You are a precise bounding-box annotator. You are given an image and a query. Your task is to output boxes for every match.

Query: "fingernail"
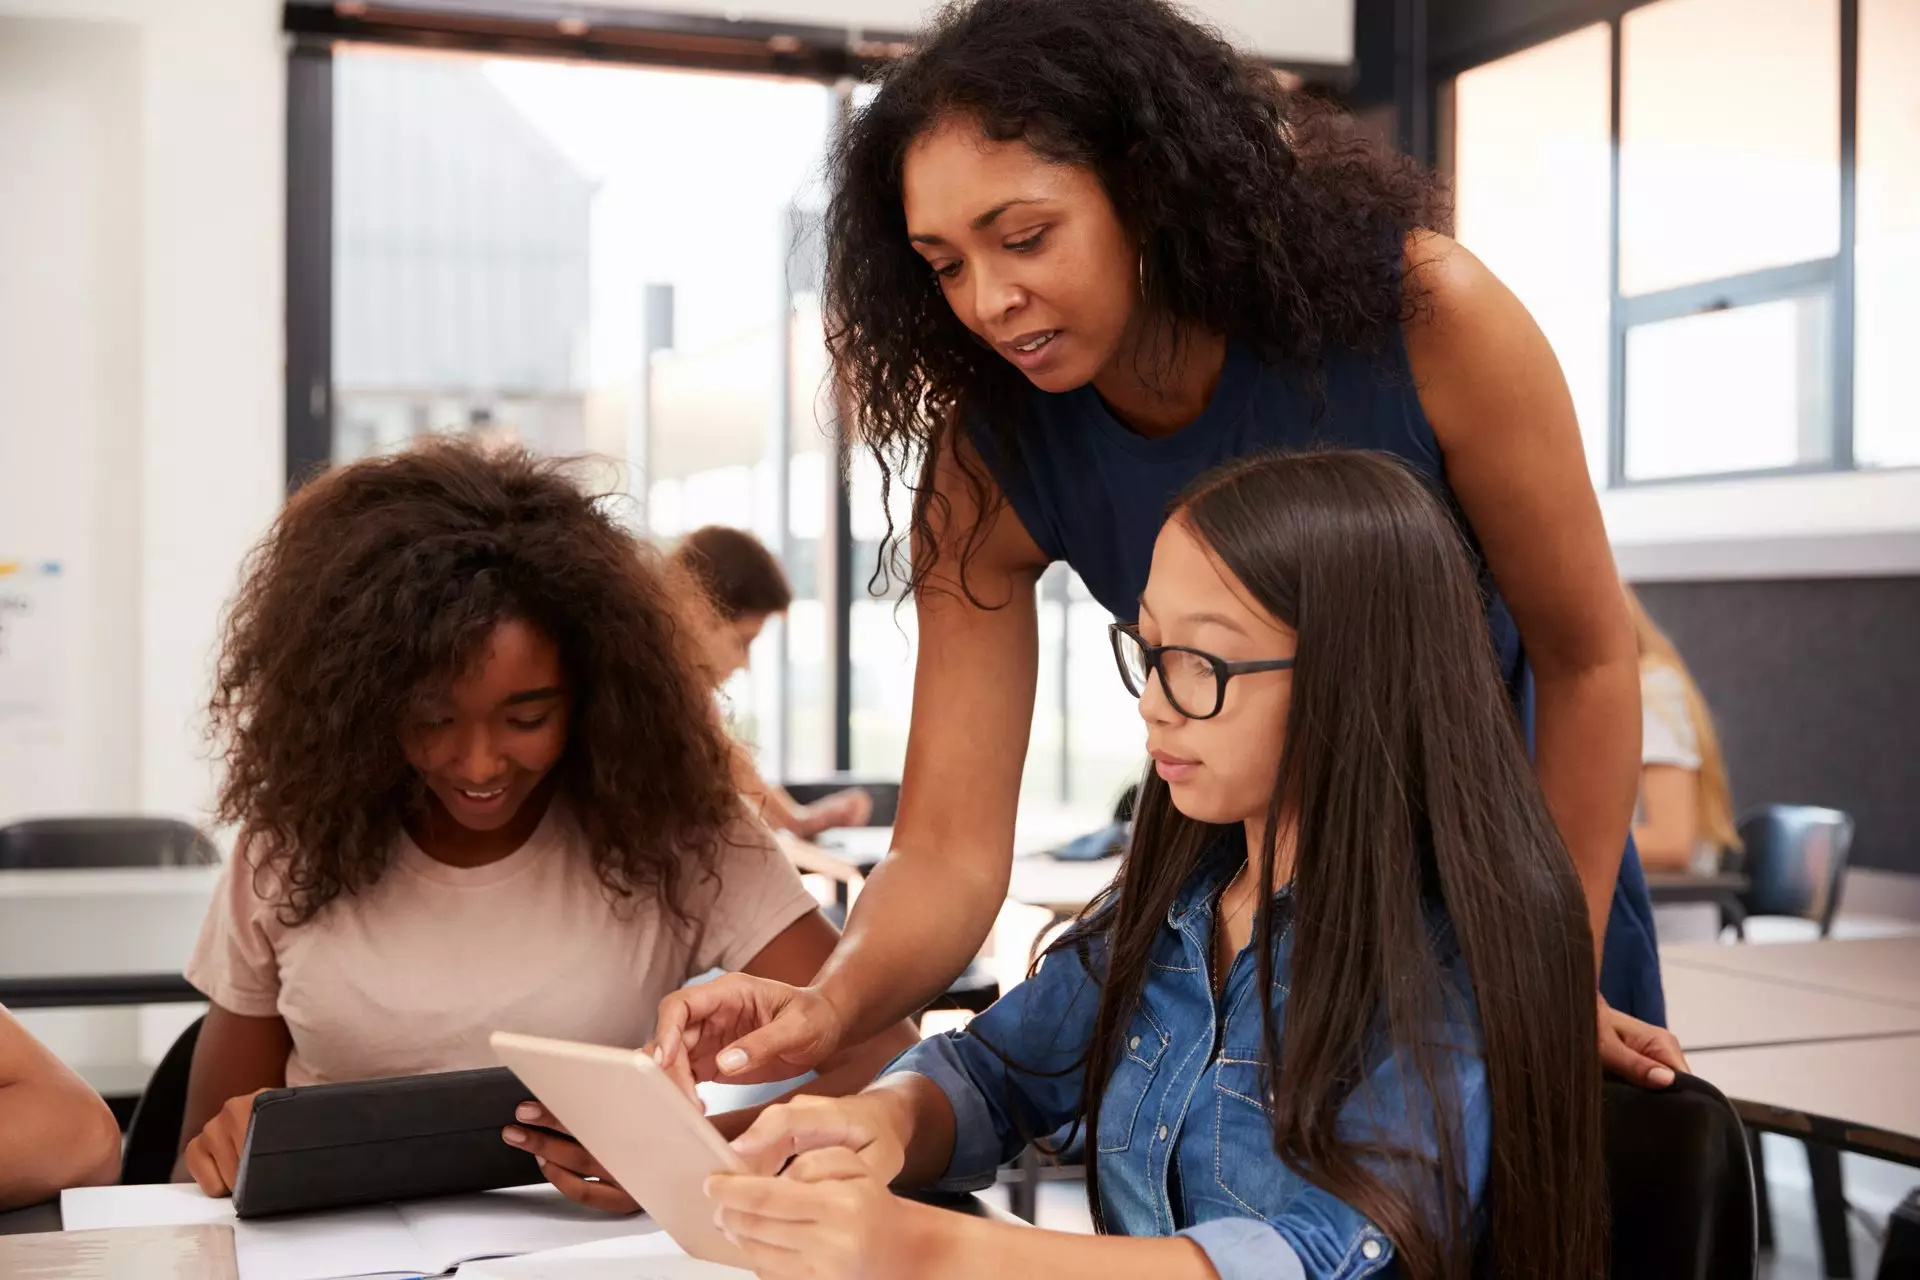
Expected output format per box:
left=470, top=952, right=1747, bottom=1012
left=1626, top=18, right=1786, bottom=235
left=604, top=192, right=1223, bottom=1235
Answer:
left=536, top=1156, right=547, bottom=1168
left=503, top=1127, right=527, bottom=1145
left=718, top=1048, right=749, bottom=1073
left=1651, top=1067, right=1675, bottom=1087
left=651, top=1045, right=665, bottom=1064
left=517, top=1103, right=541, bottom=1121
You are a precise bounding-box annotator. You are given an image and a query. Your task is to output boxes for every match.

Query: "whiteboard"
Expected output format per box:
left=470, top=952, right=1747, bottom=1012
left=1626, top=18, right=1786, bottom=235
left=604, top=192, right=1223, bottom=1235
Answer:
left=589, top=0, right=1354, bottom=66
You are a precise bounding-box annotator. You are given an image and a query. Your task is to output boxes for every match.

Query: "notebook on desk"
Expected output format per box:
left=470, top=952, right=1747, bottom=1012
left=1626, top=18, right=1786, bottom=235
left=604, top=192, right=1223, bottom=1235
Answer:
left=59, top=1183, right=651, bottom=1280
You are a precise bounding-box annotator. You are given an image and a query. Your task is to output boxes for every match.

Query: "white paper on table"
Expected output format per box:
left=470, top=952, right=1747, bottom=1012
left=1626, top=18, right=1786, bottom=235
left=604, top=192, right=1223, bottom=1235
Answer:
left=60, top=1182, right=652, bottom=1280
left=456, top=1232, right=753, bottom=1279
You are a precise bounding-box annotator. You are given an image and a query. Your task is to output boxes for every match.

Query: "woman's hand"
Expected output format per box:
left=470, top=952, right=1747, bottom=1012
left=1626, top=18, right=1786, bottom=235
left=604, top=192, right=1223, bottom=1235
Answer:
left=503, top=1102, right=640, bottom=1215
left=728, top=1092, right=911, bottom=1183
left=708, top=1147, right=947, bottom=1280
left=1599, top=996, right=1688, bottom=1088
left=182, top=1089, right=269, bottom=1197
left=650, top=973, right=847, bottom=1090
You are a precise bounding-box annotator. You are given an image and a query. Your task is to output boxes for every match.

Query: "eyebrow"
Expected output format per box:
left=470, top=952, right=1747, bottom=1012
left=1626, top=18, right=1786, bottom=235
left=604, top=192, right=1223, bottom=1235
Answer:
left=908, top=198, right=1048, bottom=246
left=502, top=687, right=565, bottom=707
left=1134, top=598, right=1249, bottom=637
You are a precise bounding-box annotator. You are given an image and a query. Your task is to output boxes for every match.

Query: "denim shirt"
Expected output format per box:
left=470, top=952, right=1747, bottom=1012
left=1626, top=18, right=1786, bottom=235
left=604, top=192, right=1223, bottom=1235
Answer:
left=886, top=848, right=1491, bottom=1279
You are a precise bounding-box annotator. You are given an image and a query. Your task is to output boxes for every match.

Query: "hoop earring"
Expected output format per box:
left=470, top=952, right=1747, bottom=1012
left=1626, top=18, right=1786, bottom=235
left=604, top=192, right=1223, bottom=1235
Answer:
left=1137, top=253, right=1147, bottom=299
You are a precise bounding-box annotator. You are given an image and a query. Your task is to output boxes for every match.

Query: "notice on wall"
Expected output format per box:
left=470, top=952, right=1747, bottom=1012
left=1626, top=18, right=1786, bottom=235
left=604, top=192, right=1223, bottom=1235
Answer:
left=0, top=561, right=64, bottom=744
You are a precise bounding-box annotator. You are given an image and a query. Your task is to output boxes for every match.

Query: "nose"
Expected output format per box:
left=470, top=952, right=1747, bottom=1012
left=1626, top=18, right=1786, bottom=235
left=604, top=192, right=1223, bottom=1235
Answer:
left=1137, top=667, right=1182, bottom=728
left=967, top=258, right=1026, bottom=330
left=451, top=723, right=509, bottom=786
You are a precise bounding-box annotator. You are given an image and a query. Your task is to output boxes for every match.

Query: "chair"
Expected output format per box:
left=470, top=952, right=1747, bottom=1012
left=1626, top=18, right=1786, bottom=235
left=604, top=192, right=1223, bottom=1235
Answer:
left=0, top=817, right=219, bottom=870
left=1605, top=1072, right=1757, bottom=1279
left=120, top=1014, right=204, bottom=1185
left=1720, top=805, right=1854, bottom=940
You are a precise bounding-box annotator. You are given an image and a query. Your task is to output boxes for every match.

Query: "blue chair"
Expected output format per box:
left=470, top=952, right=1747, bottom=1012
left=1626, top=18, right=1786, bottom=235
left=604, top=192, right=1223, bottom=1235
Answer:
left=1722, top=805, right=1855, bottom=940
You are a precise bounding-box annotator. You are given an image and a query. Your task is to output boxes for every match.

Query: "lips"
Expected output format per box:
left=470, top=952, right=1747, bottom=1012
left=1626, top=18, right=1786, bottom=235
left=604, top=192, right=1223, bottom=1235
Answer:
left=1148, top=748, right=1199, bottom=783
left=998, top=328, right=1063, bottom=372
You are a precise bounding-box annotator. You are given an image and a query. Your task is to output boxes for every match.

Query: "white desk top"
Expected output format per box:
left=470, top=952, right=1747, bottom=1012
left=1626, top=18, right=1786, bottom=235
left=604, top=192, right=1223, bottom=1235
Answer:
left=0, top=865, right=219, bottom=978
left=1688, top=1034, right=1920, bottom=1162
left=1662, top=936, right=1920, bottom=1011
left=1663, top=961, right=1920, bottom=1052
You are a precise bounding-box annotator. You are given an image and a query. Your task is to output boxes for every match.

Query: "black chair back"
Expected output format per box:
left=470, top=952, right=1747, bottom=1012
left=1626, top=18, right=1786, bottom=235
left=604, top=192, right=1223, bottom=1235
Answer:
left=1729, top=805, right=1854, bottom=936
left=1606, top=1073, right=1757, bottom=1279
left=0, top=817, right=219, bottom=870
left=121, top=1014, right=205, bottom=1185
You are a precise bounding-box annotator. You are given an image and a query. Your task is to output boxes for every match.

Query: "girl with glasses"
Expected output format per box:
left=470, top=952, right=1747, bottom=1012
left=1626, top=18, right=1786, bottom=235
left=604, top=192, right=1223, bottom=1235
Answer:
left=709, top=449, right=1607, bottom=1280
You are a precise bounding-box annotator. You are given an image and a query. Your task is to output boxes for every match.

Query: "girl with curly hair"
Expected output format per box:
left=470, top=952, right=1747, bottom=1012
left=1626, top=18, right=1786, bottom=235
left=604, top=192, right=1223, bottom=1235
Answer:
left=660, top=0, right=1685, bottom=1107
left=175, top=441, right=916, bottom=1209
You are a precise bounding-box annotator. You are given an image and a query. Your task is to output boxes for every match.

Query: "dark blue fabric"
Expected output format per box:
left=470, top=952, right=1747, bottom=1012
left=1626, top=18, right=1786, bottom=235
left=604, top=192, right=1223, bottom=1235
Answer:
left=967, top=334, right=1665, bottom=1023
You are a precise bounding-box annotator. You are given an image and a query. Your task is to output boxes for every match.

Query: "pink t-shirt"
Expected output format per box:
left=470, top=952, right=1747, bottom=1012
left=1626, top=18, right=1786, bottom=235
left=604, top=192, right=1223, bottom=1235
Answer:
left=185, top=802, right=818, bottom=1087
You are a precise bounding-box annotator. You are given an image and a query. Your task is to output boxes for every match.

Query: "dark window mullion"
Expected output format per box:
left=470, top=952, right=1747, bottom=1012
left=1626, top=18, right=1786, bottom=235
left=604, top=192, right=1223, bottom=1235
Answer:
left=1833, top=0, right=1859, bottom=470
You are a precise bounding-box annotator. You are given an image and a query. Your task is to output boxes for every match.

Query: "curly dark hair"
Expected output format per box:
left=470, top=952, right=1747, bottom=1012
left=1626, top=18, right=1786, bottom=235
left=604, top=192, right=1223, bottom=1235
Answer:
left=824, top=0, right=1445, bottom=595
left=210, top=440, right=743, bottom=926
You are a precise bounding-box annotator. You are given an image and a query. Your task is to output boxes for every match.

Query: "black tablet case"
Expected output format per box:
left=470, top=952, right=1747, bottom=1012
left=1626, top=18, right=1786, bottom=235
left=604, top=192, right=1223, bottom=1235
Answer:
left=231, top=1066, right=549, bottom=1219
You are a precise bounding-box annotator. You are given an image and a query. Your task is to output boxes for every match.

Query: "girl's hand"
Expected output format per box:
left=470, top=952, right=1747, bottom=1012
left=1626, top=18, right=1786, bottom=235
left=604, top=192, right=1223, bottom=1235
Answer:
left=728, top=1092, right=910, bottom=1183
left=707, top=1147, right=947, bottom=1280
left=799, top=788, right=873, bottom=836
left=503, top=1102, right=640, bottom=1215
left=183, top=1089, right=270, bottom=1197
left=649, top=974, right=846, bottom=1089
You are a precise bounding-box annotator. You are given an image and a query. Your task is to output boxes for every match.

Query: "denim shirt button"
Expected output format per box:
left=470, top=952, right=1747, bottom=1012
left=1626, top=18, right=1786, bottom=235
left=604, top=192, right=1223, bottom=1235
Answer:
left=1128, top=1035, right=1142, bottom=1051
left=1157, top=1124, right=1169, bottom=1142
left=1361, top=1239, right=1384, bottom=1262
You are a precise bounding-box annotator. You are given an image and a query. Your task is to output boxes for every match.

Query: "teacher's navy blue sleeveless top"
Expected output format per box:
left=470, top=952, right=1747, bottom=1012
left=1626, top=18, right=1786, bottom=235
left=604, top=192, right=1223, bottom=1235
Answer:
left=969, top=334, right=1666, bottom=1024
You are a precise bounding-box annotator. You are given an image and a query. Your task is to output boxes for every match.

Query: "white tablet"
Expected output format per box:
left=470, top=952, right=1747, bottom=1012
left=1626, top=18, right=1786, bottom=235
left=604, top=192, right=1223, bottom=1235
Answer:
left=490, top=1031, right=748, bottom=1267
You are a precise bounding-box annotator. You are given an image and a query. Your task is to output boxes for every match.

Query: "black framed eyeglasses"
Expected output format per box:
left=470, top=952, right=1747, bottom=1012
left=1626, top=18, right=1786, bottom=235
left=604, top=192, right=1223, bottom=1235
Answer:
left=1108, top=623, right=1295, bottom=720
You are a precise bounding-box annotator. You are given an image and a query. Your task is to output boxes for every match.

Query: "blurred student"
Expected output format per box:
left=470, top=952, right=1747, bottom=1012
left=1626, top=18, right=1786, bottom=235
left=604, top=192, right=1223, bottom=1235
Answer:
left=0, top=1005, right=120, bottom=1209
left=673, top=525, right=872, bottom=836
left=1625, top=585, right=1741, bottom=942
left=175, top=441, right=915, bottom=1209
left=709, top=452, right=1610, bottom=1280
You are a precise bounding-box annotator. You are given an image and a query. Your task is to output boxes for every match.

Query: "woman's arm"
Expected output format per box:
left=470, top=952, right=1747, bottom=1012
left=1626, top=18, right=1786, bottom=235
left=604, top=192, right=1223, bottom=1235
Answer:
left=653, top=440, right=1049, bottom=1080
left=1403, top=232, right=1641, bottom=959
left=1634, top=765, right=1702, bottom=871
left=0, top=1006, right=121, bottom=1208
left=172, top=1003, right=291, bottom=1190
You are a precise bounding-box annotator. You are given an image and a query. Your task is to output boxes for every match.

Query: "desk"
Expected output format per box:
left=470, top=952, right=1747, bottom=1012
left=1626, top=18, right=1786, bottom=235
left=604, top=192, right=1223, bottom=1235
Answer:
left=1689, top=1034, right=1920, bottom=1169
left=817, top=810, right=1116, bottom=918
left=1664, top=937, right=1920, bottom=1011
left=1663, top=962, right=1920, bottom=1052
left=0, top=867, right=217, bottom=985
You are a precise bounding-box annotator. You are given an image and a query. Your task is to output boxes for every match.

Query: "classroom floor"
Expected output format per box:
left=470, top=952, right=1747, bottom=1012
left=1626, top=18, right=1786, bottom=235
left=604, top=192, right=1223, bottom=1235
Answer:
left=976, top=1138, right=1915, bottom=1278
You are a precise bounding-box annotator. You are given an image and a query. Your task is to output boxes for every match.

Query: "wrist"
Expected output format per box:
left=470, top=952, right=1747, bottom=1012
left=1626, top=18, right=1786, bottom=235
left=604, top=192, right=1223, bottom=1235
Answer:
left=911, top=1199, right=979, bottom=1279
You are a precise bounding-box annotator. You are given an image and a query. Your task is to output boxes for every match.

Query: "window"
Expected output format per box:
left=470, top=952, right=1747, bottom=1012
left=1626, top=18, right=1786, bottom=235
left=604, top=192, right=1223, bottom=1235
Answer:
left=1445, top=0, right=1898, bottom=489
left=329, top=47, right=837, bottom=780
left=1450, top=24, right=1612, bottom=484
left=1854, top=0, right=1920, bottom=469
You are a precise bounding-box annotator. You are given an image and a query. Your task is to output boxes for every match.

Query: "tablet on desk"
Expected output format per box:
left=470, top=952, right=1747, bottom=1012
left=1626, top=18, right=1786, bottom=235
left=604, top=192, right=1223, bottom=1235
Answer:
left=232, top=1065, right=547, bottom=1219
left=491, top=1030, right=748, bottom=1268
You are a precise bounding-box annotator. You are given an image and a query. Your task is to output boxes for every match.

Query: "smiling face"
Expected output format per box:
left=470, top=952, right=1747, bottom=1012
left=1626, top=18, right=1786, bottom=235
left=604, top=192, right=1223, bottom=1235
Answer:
left=1134, top=517, right=1296, bottom=829
left=901, top=118, right=1140, bottom=394
left=398, top=618, right=571, bottom=835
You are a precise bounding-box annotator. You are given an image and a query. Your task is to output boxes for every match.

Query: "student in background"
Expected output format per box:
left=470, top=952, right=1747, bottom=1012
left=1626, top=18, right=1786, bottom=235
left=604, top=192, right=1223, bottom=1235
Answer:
left=673, top=525, right=872, bottom=837
left=1625, top=585, right=1742, bottom=942
left=708, top=452, right=1610, bottom=1280
left=0, top=1006, right=120, bottom=1209
left=176, top=442, right=916, bottom=1208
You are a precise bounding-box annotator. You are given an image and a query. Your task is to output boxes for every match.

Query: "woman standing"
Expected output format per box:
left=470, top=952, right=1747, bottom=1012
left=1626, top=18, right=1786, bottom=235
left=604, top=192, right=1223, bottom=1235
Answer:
left=656, top=0, right=1684, bottom=1089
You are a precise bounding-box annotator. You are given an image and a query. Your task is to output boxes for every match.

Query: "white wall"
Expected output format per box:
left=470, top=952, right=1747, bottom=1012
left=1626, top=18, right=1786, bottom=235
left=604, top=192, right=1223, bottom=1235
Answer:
left=590, top=0, right=1355, bottom=64
left=1605, top=468, right=1920, bottom=582
left=0, top=0, right=285, bottom=829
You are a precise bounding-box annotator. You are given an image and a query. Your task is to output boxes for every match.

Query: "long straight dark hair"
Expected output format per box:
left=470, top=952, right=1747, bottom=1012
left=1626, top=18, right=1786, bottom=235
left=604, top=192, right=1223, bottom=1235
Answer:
left=1052, top=450, right=1605, bottom=1280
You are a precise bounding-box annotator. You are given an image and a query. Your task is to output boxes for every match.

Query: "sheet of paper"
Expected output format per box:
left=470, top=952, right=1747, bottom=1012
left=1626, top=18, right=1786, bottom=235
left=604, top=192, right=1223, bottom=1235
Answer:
left=0, top=1224, right=237, bottom=1280
left=455, top=1231, right=753, bottom=1279
left=397, top=1186, right=661, bottom=1271
left=59, top=1185, right=428, bottom=1280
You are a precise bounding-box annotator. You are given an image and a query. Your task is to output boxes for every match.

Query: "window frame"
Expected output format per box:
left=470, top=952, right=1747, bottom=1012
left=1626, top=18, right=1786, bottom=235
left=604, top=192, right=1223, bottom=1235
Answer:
left=1439, top=0, right=1875, bottom=490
